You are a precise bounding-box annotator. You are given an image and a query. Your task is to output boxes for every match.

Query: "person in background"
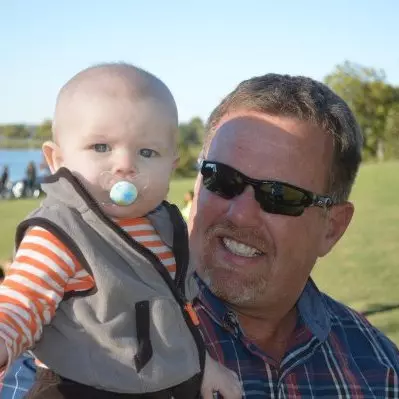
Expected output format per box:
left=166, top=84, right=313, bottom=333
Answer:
left=25, top=161, right=37, bottom=193
left=181, top=190, right=194, bottom=221
left=0, top=166, right=9, bottom=194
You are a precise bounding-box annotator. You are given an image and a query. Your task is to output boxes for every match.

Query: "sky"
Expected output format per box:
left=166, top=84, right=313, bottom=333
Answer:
left=1, top=0, right=398, bottom=125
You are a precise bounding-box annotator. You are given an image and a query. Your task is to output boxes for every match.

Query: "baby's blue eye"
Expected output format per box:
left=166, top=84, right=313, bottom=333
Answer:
left=140, top=148, right=159, bottom=158
left=93, top=144, right=111, bottom=153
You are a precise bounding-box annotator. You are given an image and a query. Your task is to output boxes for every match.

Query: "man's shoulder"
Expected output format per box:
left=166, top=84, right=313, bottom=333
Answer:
left=321, top=292, right=399, bottom=368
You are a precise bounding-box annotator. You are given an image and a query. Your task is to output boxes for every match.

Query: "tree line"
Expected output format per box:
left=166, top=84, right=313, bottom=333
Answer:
left=1, top=61, right=399, bottom=174
left=325, top=61, right=399, bottom=160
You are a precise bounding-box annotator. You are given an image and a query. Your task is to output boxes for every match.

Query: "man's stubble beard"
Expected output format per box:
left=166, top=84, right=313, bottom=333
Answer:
left=200, top=238, right=268, bottom=307
left=202, top=266, right=268, bottom=306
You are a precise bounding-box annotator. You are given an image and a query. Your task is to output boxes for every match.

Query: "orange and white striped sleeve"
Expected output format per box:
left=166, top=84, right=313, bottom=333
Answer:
left=0, top=226, right=94, bottom=376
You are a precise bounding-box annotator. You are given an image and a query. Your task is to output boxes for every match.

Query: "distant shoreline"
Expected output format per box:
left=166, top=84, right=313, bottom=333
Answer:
left=0, top=139, right=44, bottom=149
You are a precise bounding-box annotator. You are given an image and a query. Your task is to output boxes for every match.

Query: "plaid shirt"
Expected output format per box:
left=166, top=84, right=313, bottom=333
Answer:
left=0, top=352, right=36, bottom=398
left=1, top=279, right=399, bottom=398
left=195, top=278, right=399, bottom=398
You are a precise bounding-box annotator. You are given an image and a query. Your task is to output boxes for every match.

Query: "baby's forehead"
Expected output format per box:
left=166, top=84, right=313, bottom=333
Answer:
left=61, top=66, right=171, bottom=104
left=55, top=69, right=178, bottom=145
left=61, top=68, right=174, bottom=110
left=82, top=121, right=176, bottom=142
left=63, top=102, right=177, bottom=148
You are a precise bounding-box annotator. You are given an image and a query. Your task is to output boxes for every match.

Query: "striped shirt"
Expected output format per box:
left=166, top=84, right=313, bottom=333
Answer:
left=0, top=217, right=176, bottom=375
left=194, top=277, right=399, bottom=398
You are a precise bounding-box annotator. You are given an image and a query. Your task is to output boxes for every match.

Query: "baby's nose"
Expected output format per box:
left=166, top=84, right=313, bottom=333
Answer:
left=113, top=153, right=137, bottom=177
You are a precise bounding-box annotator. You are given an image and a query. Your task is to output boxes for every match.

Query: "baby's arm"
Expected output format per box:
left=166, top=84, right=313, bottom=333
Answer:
left=201, top=353, right=242, bottom=399
left=0, top=226, right=83, bottom=373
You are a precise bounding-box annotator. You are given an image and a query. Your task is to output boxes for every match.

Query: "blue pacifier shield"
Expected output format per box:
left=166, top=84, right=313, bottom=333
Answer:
left=109, top=181, right=138, bottom=206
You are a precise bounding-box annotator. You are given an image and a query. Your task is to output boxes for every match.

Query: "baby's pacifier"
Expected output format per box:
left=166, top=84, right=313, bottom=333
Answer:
left=109, top=181, right=138, bottom=206
left=99, top=171, right=149, bottom=207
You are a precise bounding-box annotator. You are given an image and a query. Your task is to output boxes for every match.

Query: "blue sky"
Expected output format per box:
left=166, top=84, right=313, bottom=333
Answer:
left=1, top=0, right=398, bottom=124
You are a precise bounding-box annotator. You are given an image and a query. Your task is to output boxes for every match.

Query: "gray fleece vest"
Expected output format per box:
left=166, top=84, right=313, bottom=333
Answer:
left=15, top=168, right=204, bottom=394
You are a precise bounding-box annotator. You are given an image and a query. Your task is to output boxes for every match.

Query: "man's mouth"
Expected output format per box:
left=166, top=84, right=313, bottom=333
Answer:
left=222, top=237, right=263, bottom=257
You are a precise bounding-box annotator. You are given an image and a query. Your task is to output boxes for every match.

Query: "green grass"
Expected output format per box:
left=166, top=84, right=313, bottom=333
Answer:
left=312, top=161, right=399, bottom=345
left=0, top=199, right=41, bottom=262
left=167, top=177, right=196, bottom=208
left=1, top=164, right=398, bottom=345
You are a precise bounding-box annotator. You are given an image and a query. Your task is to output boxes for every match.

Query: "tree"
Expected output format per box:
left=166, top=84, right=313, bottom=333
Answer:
left=175, top=117, right=205, bottom=176
left=1, top=124, right=31, bottom=139
left=325, top=61, right=399, bottom=160
left=384, top=103, right=399, bottom=160
left=35, top=119, right=53, bottom=141
left=178, top=117, right=205, bottom=147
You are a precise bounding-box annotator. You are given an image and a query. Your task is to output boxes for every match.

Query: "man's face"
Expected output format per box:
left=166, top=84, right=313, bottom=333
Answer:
left=189, top=112, right=337, bottom=314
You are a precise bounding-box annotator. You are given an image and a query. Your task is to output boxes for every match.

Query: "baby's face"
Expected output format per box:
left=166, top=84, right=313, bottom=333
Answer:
left=57, top=95, right=178, bottom=218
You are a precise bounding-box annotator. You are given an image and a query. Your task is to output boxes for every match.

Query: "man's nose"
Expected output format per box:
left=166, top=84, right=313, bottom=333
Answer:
left=225, top=185, right=262, bottom=226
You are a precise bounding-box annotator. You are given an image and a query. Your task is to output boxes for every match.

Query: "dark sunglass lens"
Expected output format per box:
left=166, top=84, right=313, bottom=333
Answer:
left=202, top=162, right=245, bottom=199
left=279, top=184, right=309, bottom=205
left=255, top=183, right=308, bottom=216
left=275, top=204, right=305, bottom=216
left=255, top=192, right=305, bottom=216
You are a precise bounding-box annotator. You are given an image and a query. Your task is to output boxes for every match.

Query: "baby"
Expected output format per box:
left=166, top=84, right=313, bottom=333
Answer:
left=0, top=63, right=242, bottom=398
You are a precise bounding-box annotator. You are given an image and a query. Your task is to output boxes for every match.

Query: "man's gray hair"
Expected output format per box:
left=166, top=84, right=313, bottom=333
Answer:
left=205, top=74, right=363, bottom=203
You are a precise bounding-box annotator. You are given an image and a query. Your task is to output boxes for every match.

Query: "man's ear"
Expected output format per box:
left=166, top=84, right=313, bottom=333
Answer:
left=42, top=141, right=63, bottom=174
left=318, top=202, right=354, bottom=257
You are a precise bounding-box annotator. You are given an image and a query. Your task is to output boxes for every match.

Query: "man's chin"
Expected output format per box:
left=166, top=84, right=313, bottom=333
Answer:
left=201, top=269, right=260, bottom=306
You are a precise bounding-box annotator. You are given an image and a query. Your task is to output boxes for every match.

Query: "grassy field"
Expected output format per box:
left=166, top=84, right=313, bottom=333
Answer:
left=1, top=162, right=398, bottom=345
left=312, top=161, right=399, bottom=345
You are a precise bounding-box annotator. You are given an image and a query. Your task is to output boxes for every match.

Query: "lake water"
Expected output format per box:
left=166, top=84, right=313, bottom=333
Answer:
left=0, top=149, right=45, bottom=181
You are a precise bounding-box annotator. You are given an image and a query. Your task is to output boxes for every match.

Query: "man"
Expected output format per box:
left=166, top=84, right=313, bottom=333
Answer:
left=189, top=73, right=399, bottom=397
left=2, top=73, right=399, bottom=398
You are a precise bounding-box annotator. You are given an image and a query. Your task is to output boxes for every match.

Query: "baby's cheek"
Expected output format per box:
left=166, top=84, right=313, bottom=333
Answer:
left=152, top=173, right=172, bottom=192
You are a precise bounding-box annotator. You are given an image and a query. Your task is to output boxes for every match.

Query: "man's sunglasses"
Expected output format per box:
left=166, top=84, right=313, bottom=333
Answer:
left=200, top=160, right=334, bottom=217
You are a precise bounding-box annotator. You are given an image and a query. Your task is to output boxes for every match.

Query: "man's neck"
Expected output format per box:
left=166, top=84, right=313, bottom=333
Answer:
left=232, top=305, right=298, bottom=364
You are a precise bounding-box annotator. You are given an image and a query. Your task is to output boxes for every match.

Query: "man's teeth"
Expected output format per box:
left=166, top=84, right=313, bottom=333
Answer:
left=222, top=237, right=262, bottom=257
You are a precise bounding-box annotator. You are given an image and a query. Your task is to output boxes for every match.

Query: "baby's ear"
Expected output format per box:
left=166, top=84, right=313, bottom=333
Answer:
left=42, top=141, right=63, bottom=173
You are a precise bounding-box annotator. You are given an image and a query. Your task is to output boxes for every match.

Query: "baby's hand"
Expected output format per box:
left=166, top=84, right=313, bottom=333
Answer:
left=201, top=353, right=242, bottom=399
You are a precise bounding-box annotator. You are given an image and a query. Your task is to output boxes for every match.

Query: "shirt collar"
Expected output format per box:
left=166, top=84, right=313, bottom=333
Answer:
left=195, top=274, right=331, bottom=342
